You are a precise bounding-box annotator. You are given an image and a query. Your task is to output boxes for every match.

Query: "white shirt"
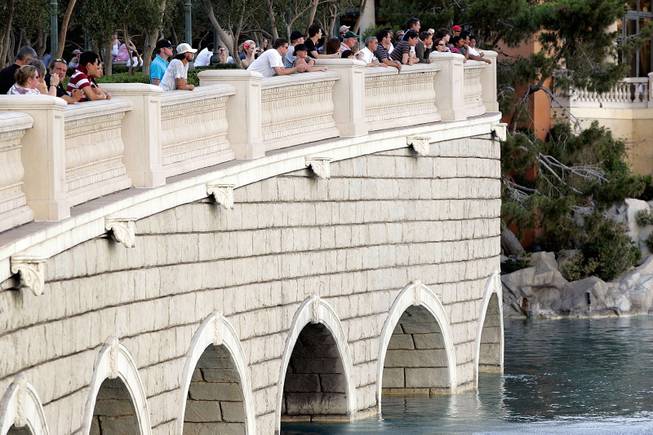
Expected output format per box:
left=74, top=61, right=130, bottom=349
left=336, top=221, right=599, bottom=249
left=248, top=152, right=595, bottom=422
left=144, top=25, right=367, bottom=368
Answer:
left=467, top=46, right=481, bottom=57
left=159, top=59, right=189, bottom=91
left=247, top=49, right=284, bottom=78
left=195, top=48, right=213, bottom=67
left=358, top=47, right=375, bottom=64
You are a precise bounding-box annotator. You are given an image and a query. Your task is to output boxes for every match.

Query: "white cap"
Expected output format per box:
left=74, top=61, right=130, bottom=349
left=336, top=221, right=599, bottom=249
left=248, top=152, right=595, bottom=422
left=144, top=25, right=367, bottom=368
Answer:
left=176, top=42, right=197, bottom=55
left=339, top=25, right=350, bottom=34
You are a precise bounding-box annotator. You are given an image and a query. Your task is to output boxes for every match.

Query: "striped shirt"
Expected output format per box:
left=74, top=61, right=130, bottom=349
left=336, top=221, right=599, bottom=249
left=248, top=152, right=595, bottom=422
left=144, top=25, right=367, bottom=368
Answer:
left=67, top=68, right=97, bottom=100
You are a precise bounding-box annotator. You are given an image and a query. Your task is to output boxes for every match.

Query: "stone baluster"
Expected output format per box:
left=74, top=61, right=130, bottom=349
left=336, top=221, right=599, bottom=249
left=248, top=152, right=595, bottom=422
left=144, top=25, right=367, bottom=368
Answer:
left=0, top=96, right=69, bottom=221
left=0, top=113, right=34, bottom=232
left=429, top=52, right=466, bottom=121
left=314, top=59, right=369, bottom=137
left=480, top=51, right=499, bottom=112
left=648, top=73, right=653, bottom=107
left=101, top=84, right=166, bottom=188
left=199, top=70, right=265, bottom=160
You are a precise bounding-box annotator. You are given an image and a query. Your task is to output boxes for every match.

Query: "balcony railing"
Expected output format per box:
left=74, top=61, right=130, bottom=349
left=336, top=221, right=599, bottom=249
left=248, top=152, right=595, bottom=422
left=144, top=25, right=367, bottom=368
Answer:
left=0, top=54, right=498, bottom=232
left=560, top=73, right=653, bottom=109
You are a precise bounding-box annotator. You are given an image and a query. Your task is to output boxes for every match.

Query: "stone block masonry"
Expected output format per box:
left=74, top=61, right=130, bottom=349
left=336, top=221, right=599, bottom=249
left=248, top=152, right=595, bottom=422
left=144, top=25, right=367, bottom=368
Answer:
left=0, top=133, right=503, bottom=434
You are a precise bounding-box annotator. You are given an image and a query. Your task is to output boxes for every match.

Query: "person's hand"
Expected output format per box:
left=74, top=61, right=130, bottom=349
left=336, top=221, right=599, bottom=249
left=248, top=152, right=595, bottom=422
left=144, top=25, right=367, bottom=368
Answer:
left=50, top=73, right=60, bottom=87
left=105, top=91, right=112, bottom=100
left=71, top=89, right=83, bottom=102
left=187, top=84, right=195, bottom=91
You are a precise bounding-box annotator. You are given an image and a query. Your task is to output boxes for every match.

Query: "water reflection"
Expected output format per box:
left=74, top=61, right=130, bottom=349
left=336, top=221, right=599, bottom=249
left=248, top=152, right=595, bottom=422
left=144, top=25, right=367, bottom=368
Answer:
left=282, top=316, right=653, bottom=433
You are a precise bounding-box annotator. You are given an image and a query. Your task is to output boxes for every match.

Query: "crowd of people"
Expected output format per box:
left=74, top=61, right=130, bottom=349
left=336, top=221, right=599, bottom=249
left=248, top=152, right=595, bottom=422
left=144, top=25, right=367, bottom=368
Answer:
left=0, top=17, right=490, bottom=100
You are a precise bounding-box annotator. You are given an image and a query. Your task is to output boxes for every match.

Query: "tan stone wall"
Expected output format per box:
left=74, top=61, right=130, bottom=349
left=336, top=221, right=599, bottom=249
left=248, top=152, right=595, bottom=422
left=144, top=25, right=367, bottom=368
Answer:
left=0, top=136, right=501, bottom=434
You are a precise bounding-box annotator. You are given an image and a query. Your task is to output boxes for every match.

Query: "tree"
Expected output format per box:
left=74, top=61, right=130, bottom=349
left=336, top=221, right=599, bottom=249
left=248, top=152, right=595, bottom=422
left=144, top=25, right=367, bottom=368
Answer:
left=460, top=0, right=647, bottom=129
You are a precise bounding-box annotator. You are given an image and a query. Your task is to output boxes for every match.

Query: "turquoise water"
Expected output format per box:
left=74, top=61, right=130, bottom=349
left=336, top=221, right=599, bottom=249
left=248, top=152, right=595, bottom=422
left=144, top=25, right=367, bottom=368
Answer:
left=282, top=316, right=653, bottom=434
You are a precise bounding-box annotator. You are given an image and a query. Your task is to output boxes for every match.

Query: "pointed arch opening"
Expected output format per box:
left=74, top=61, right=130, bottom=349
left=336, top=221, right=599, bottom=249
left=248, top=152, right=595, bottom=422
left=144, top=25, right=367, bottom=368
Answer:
left=275, top=296, right=355, bottom=432
left=376, top=282, right=457, bottom=413
left=182, top=344, right=246, bottom=434
left=281, top=323, right=348, bottom=423
left=474, top=274, right=504, bottom=388
left=0, top=378, right=49, bottom=435
left=82, top=338, right=151, bottom=435
left=177, top=313, right=256, bottom=435
left=381, top=305, right=451, bottom=395
left=90, top=378, right=139, bottom=434
left=7, top=426, right=33, bottom=435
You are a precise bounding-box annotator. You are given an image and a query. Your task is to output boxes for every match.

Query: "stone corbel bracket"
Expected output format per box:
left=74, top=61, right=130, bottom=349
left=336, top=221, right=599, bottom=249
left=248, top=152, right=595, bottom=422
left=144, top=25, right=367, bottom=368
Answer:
left=306, top=157, right=332, bottom=179
left=206, top=183, right=235, bottom=209
left=10, top=255, right=47, bottom=296
left=407, top=135, right=431, bottom=156
left=105, top=218, right=137, bottom=248
left=492, top=123, right=508, bottom=141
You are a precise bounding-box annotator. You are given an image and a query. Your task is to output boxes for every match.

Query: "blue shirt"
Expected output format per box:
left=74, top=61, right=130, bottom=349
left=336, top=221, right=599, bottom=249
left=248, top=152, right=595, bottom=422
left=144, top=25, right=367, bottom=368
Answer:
left=150, top=55, right=169, bottom=83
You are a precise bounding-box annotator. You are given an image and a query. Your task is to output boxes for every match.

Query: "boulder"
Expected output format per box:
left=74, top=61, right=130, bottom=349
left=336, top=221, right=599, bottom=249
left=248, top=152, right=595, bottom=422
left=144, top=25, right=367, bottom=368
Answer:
left=606, top=198, right=653, bottom=259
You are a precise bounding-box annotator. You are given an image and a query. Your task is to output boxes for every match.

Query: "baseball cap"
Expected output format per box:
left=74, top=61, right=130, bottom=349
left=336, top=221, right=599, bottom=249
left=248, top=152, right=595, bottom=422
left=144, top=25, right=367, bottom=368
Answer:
left=176, top=42, right=197, bottom=55
left=342, top=31, right=359, bottom=39
left=72, top=49, right=82, bottom=54
left=339, top=25, right=351, bottom=34
left=452, top=25, right=462, bottom=32
left=290, top=31, right=304, bottom=42
left=155, top=39, right=173, bottom=51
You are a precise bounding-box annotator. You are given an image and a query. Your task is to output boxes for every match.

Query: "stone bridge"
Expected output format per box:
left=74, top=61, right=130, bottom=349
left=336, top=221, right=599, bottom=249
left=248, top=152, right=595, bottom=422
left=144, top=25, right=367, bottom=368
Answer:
left=0, top=54, right=504, bottom=434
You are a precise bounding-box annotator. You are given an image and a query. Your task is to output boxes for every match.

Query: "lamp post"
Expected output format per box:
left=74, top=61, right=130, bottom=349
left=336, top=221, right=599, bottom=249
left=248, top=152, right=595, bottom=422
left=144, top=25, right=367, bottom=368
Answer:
left=184, top=0, right=192, bottom=44
left=50, top=0, right=59, bottom=55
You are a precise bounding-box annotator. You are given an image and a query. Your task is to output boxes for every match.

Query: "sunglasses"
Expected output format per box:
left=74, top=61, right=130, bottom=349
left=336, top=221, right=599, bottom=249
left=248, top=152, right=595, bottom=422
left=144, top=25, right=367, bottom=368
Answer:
left=53, top=58, right=67, bottom=65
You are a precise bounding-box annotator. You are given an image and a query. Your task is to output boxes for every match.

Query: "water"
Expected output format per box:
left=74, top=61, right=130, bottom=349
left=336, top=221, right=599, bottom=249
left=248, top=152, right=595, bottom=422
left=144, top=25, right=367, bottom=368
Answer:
left=282, top=316, right=653, bottom=434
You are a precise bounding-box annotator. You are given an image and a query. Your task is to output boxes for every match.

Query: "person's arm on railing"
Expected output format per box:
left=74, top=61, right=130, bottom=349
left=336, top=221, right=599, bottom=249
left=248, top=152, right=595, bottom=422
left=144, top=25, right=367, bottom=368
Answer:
left=273, top=66, right=298, bottom=76
left=174, top=77, right=194, bottom=91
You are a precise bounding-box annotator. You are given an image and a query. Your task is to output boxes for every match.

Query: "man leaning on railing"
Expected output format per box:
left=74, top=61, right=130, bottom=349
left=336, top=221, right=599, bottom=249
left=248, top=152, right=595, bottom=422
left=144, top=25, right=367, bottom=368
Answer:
left=67, top=51, right=112, bottom=101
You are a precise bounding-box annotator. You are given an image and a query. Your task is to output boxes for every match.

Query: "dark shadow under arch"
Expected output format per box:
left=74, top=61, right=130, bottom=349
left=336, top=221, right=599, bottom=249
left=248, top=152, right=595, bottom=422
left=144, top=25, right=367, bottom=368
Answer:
left=382, top=305, right=450, bottom=396
left=90, top=378, right=139, bottom=434
left=281, top=323, right=348, bottom=423
left=182, top=344, right=246, bottom=435
left=7, top=426, right=33, bottom=435
left=479, top=293, right=502, bottom=373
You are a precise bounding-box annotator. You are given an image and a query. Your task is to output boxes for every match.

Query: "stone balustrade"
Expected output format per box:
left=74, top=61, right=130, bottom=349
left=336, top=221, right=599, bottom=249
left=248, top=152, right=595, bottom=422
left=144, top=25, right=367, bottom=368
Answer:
left=261, top=72, right=339, bottom=151
left=0, top=112, right=33, bottom=232
left=63, top=101, right=132, bottom=208
left=463, top=60, right=487, bottom=117
left=565, top=74, right=653, bottom=109
left=364, top=64, right=441, bottom=130
left=0, top=57, right=499, bottom=232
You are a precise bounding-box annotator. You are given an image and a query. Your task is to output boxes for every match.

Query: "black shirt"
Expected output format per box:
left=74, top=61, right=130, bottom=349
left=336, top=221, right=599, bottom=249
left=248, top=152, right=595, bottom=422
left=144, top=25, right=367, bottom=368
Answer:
left=305, top=39, right=318, bottom=58
left=0, top=64, right=20, bottom=94
left=45, top=73, right=68, bottom=98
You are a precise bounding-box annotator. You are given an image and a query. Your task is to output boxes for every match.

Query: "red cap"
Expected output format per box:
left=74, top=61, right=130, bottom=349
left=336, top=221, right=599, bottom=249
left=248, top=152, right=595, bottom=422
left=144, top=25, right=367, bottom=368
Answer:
left=452, top=25, right=462, bottom=32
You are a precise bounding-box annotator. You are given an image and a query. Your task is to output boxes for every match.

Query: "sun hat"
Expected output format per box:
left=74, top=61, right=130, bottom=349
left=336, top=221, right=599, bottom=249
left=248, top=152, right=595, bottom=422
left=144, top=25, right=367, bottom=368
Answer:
left=176, top=42, right=197, bottom=55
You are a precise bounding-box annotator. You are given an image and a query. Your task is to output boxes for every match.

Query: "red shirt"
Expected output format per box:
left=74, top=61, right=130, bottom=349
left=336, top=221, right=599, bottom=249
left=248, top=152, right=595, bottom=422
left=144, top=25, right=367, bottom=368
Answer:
left=67, top=65, right=97, bottom=100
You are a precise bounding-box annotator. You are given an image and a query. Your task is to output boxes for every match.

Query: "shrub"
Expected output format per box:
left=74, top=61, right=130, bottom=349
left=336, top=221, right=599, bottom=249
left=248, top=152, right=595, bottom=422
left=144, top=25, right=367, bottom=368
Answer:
left=559, top=251, right=599, bottom=282
left=97, top=72, right=148, bottom=84
left=636, top=210, right=653, bottom=227
left=188, top=64, right=240, bottom=86
left=578, top=213, right=640, bottom=281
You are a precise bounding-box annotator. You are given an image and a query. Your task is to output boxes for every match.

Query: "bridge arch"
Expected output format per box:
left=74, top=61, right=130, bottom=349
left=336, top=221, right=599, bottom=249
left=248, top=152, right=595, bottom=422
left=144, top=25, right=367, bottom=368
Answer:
left=474, top=272, right=504, bottom=386
left=275, top=295, right=356, bottom=432
left=376, top=281, right=457, bottom=412
left=177, top=312, right=256, bottom=435
left=82, top=338, right=151, bottom=435
left=0, top=376, right=49, bottom=435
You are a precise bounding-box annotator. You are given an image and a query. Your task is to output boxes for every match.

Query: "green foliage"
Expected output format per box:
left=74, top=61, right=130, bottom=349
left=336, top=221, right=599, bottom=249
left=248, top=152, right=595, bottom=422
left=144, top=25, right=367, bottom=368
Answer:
left=503, top=123, right=646, bottom=281
left=376, top=0, right=453, bottom=31
left=559, top=251, right=598, bottom=282
left=636, top=210, right=653, bottom=227
left=96, top=72, right=149, bottom=83
left=578, top=213, right=640, bottom=281
left=187, top=64, right=239, bottom=86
